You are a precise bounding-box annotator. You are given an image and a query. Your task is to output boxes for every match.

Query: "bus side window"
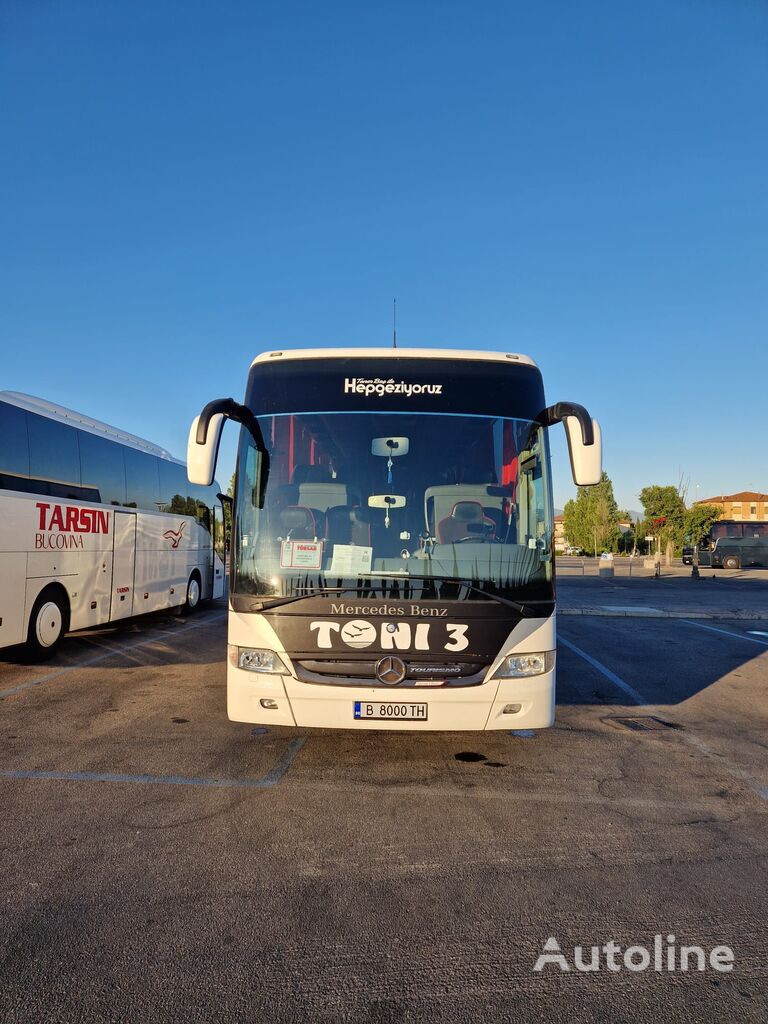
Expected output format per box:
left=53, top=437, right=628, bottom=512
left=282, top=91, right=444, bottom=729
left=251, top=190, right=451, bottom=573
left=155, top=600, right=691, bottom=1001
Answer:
left=79, top=432, right=127, bottom=506
left=187, top=482, right=213, bottom=532
left=125, top=448, right=161, bottom=511
left=0, top=401, right=30, bottom=486
left=196, top=501, right=211, bottom=532
left=159, top=460, right=193, bottom=514
left=28, top=412, right=82, bottom=499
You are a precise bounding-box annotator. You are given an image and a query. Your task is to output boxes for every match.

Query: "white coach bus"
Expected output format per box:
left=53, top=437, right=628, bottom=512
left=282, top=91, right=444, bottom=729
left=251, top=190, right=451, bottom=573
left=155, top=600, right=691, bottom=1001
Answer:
left=0, top=392, right=225, bottom=658
left=188, top=349, right=601, bottom=731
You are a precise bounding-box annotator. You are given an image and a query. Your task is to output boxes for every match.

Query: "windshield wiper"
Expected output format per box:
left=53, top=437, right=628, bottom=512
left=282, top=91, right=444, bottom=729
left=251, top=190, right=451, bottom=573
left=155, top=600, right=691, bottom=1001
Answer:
left=255, top=577, right=549, bottom=616
left=255, top=587, right=367, bottom=611
left=371, top=573, right=545, bottom=616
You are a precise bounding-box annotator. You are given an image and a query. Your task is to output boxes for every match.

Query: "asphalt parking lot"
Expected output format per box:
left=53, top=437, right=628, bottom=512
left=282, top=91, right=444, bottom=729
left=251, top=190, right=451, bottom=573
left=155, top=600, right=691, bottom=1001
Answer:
left=1, top=593, right=767, bottom=1023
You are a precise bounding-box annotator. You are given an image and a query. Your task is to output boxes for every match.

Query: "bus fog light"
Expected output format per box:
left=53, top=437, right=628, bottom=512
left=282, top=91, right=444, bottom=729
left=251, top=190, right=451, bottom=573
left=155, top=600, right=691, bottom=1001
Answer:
left=260, top=698, right=279, bottom=710
left=229, top=645, right=287, bottom=673
left=495, top=652, right=554, bottom=678
left=502, top=703, right=523, bottom=714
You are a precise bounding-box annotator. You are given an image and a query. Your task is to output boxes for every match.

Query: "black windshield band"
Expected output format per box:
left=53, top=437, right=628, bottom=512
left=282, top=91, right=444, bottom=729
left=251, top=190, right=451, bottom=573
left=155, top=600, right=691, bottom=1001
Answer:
left=244, top=357, right=545, bottom=420
left=230, top=579, right=555, bottom=612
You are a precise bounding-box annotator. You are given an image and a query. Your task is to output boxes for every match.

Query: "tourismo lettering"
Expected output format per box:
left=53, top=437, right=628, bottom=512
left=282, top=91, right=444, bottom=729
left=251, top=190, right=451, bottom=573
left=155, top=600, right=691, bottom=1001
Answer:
left=343, top=378, right=443, bottom=397
left=35, top=502, right=110, bottom=534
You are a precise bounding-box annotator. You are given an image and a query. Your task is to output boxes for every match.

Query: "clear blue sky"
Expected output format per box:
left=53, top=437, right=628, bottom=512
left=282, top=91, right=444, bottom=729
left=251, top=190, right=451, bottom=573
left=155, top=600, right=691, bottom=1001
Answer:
left=2, top=0, right=766, bottom=513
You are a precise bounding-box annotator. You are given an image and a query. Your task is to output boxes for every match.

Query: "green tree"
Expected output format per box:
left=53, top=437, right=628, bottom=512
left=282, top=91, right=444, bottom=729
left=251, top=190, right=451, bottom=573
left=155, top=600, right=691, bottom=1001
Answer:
left=638, top=484, right=686, bottom=564
left=683, top=504, right=722, bottom=545
left=563, top=471, right=621, bottom=554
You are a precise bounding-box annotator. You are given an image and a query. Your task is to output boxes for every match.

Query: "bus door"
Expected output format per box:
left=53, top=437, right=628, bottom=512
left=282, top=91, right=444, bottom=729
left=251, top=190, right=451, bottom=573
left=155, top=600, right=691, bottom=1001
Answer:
left=111, top=511, right=137, bottom=620
left=212, top=504, right=226, bottom=599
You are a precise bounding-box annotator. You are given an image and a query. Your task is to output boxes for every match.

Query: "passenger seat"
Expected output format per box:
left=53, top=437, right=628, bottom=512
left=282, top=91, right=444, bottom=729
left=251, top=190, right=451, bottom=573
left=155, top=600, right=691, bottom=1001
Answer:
left=279, top=505, right=324, bottom=541
left=326, top=505, right=371, bottom=548
left=437, top=501, right=496, bottom=543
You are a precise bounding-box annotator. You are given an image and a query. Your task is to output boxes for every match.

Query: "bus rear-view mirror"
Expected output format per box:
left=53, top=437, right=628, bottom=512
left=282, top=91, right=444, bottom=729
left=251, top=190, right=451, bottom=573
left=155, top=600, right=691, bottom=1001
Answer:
left=187, top=413, right=225, bottom=487
left=368, top=494, right=406, bottom=509
left=371, top=437, right=410, bottom=457
left=564, top=415, right=602, bottom=486
left=537, top=401, right=602, bottom=488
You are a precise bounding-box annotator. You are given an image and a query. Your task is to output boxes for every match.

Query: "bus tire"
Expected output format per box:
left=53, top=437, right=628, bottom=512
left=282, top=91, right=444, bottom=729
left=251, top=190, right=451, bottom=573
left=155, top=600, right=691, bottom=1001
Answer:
left=181, top=571, right=202, bottom=615
left=26, top=586, right=69, bottom=660
left=723, top=556, right=740, bottom=569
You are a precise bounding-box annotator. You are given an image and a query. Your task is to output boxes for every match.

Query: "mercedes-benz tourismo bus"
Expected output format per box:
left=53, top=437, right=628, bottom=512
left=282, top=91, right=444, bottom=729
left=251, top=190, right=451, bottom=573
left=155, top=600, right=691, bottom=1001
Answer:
left=0, top=392, right=225, bottom=658
left=188, top=349, right=601, bottom=730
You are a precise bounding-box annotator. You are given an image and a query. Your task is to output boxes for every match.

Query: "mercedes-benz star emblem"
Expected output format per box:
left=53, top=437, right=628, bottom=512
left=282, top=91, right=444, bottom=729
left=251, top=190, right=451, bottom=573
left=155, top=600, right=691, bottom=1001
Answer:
left=375, top=655, right=407, bottom=686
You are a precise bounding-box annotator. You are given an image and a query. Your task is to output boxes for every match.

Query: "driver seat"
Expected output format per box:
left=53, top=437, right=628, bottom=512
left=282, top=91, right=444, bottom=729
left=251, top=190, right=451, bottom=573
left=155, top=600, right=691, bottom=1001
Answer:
left=437, top=501, right=496, bottom=544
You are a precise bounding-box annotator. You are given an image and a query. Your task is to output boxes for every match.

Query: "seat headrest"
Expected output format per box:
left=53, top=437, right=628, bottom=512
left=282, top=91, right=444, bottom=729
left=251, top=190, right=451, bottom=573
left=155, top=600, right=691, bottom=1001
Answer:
left=280, top=505, right=315, bottom=530
left=451, top=501, right=484, bottom=522
left=328, top=504, right=368, bottom=522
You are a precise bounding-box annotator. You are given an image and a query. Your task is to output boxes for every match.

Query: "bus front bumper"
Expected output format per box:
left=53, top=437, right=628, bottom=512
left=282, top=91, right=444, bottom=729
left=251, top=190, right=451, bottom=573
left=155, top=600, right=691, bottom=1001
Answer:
left=227, top=665, right=556, bottom=731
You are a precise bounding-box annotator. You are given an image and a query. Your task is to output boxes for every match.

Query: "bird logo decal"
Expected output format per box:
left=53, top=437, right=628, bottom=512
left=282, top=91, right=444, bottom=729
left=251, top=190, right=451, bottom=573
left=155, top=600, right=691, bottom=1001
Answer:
left=163, top=521, right=187, bottom=549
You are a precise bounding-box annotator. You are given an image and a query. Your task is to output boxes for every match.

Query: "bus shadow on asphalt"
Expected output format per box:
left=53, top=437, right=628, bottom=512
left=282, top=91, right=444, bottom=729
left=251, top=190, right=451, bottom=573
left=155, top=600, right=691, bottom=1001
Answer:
left=555, top=616, right=768, bottom=709
left=0, top=605, right=226, bottom=670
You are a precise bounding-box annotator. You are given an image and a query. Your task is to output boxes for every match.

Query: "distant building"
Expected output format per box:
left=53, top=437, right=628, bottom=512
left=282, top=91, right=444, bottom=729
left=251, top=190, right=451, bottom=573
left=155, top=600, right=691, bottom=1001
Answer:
left=554, top=514, right=568, bottom=552
left=695, top=491, right=768, bottom=521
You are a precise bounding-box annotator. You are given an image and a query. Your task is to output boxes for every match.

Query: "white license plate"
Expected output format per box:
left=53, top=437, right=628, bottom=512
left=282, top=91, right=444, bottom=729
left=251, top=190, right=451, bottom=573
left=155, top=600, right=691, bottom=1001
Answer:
left=354, top=701, right=428, bottom=721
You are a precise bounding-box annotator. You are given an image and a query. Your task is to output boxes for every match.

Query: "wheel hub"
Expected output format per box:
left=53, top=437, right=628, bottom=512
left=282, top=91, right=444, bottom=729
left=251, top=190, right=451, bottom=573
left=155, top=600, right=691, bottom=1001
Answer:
left=36, top=601, right=63, bottom=647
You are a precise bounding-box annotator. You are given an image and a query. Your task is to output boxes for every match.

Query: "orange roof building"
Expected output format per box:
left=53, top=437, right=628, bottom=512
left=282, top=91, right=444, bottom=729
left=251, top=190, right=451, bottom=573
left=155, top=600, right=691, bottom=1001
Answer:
left=695, top=492, right=768, bottom=521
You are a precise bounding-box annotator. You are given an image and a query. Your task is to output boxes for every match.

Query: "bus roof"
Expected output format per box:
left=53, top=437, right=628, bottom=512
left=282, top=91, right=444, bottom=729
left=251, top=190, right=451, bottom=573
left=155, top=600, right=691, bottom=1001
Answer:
left=250, top=347, right=538, bottom=370
left=0, top=391, right=181, bottom=463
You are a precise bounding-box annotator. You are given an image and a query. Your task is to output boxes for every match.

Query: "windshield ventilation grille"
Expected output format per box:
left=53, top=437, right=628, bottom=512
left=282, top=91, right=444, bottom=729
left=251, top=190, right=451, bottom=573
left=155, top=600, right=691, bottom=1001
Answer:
left=294, top=659, right=489, bottom=688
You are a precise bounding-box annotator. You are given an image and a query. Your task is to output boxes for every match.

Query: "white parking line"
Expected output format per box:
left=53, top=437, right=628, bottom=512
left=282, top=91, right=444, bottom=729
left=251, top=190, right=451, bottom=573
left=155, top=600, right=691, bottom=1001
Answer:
left=561, top=631, right=768, bottom=804
left=558, top=635, right=649, bottom=705
left=682, top=620, right=768, bottom=647
left=0, top=610, right=227, bottom=699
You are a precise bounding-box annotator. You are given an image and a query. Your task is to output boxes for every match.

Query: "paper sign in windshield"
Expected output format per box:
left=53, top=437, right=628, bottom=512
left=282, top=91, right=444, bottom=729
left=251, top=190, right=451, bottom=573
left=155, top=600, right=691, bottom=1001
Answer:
left=329, top=544, right=373, bottom=576
left=280, top=540, right=323, bottom=570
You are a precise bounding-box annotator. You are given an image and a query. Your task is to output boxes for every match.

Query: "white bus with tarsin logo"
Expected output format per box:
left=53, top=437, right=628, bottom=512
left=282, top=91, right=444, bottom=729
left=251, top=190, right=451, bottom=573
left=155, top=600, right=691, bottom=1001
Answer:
left=188, top=349, right=601, bottom=731
left=0, top=392, right=225, bottom=658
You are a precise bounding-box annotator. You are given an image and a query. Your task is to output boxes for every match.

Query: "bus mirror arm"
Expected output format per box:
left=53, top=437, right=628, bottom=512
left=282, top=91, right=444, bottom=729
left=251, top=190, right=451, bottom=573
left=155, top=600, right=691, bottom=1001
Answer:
left=188, top=397, right=270, bottom=489
left=538, top=402, right=594, bottom=445
left=537, top=401, right=602, bottom=487
left=196, top=398, right=266, bottom=453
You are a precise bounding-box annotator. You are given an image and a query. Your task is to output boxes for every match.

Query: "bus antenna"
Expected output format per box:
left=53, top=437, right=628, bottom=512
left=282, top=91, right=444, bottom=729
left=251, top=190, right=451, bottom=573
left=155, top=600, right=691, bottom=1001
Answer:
left=393, top=298, right=397, bottom=349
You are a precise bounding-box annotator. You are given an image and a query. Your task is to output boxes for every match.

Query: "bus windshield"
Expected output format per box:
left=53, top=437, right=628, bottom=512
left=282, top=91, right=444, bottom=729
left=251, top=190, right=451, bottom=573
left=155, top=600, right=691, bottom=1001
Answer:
left=233, top=411, right=553, bottom=603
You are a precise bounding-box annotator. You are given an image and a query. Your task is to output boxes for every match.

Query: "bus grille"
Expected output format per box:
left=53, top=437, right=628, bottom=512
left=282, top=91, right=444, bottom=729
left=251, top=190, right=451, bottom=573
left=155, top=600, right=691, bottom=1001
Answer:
left=293, top=659, right=490, bottom=687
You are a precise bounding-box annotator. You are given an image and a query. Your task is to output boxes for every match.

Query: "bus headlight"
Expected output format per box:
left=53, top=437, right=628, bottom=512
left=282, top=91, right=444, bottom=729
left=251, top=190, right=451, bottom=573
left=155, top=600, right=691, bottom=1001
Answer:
left=228, top=645, right=287, bottom=673
left=494, top=652, right=554, bottom=678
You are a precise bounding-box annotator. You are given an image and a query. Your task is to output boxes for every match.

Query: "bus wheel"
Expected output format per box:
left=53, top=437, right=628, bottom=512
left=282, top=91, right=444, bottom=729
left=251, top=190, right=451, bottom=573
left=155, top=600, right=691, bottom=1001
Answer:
left=26, top=587, right=69, bottom=660
left=181, top=572, right=202, bottom=615
left=723, top=556, right=740, bottom=569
